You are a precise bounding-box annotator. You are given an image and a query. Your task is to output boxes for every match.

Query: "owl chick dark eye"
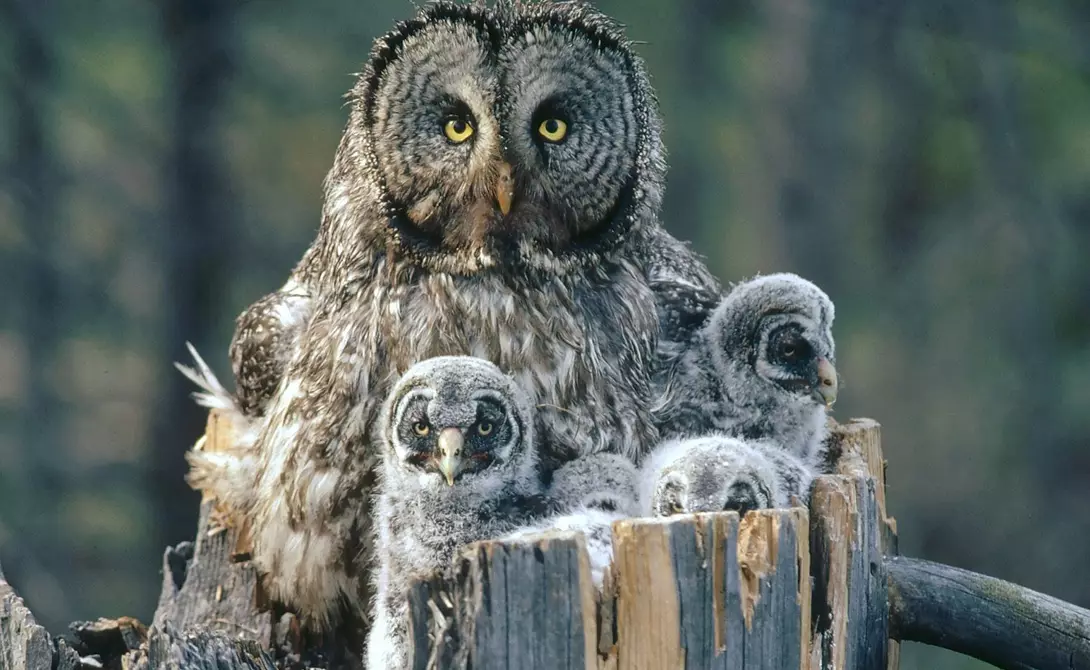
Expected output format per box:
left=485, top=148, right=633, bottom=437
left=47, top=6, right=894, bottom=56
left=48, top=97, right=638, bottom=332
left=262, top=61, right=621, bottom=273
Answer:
left=768, top=326, right=810, bottom=365
left=443, top=117, right=474, bottom=144
left=537, top=118, right=568, bottom=143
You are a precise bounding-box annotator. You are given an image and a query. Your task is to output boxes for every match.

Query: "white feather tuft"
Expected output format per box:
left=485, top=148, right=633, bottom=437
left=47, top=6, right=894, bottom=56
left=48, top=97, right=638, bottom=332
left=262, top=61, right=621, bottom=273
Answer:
left=174, top=342, right=237, bottom=413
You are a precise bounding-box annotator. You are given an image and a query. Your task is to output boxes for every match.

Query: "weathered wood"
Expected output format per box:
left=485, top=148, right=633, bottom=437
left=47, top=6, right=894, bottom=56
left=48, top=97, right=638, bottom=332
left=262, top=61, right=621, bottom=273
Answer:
left=153, top=412, right=275, bottom=646
left=611, top=508, right=811, bottom=669
left=887, top=556, right=1090, bottom=670
left=21, top=410, right=1090, bottom=669
left=122, top=625, right=278, bottom=670
left=809, top=419, right=898, bottom=670
left=407, top=531, right=598, bottom=669
left=144, top=411, right=363, bottom=669
left=809, top=476, right=888, bottom=670
left=0, top=559, right=81, bottom=670
left=828, top=419, right=897, bottom=555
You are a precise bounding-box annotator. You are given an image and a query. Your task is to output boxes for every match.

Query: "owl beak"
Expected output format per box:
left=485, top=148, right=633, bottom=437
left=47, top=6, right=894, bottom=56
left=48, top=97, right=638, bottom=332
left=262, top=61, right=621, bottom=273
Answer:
left=437, top=427, right=465, bottom=487
left=813, top=358, right=839, bottom=408
left=495, top=161, right=514, bottom=216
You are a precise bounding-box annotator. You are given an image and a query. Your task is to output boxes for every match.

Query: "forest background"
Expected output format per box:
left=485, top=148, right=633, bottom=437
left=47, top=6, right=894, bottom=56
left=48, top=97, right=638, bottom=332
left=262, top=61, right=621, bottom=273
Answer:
left=2, top=2, right=1088, bottom=668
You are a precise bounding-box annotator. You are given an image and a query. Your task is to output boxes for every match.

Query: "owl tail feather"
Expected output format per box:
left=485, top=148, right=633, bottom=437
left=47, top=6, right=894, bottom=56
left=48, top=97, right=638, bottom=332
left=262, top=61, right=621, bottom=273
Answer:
left=174, top=342, right=238, bottom=414
left=175, top=342, right=259, bottom=524
left=174, top=341, right=256, bottom=442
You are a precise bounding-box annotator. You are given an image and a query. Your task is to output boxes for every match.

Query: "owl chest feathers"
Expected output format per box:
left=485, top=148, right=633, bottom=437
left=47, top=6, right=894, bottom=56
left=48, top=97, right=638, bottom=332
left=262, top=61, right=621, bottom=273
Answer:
left=249, top=255, right=658, bottom=621
left=349, top=257, right=660, bottom=461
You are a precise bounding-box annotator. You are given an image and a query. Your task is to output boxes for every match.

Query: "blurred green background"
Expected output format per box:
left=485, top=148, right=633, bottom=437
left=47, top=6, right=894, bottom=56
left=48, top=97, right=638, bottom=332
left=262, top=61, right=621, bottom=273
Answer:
left=1, top=1, right=1087, bottom=668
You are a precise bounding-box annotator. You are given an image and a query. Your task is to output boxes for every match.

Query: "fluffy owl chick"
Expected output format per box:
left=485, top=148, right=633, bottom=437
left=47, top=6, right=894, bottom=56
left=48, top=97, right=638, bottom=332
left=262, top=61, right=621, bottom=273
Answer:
left=655, top=273, right=838, bottom=466
left=369, top=356, right=548, bottom=670
left=639, top=435, right=814, bottom=517
left=548, top=452, right=640, bottom=516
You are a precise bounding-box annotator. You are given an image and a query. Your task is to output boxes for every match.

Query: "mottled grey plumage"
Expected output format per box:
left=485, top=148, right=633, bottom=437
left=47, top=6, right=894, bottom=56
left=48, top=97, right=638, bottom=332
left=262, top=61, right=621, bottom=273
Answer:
left=547, top=451, right=639, bottom=516
left=368, top=356, right=546, bottom=670
left=645, top=231, right=724, bottom=356
left=639, top=434, right=814, bottom=517
left=174, top=0, right=733, bottom=633
left=654, top=272, right=838, bottom=467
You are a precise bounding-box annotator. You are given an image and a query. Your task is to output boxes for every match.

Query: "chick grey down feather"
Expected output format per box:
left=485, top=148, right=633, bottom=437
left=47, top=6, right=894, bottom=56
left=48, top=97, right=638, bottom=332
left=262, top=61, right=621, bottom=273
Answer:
left=368, top=356, right=547, bottom=670
left=639, top=434, right=814, bottom=517
left=547, top=451, right=640, bottom=516
left=653, top=272, right=839, bottom=468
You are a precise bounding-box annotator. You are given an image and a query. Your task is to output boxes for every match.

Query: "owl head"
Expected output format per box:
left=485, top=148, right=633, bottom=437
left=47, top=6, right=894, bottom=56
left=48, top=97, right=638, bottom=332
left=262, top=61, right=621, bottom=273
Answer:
left=330, top=0, right=665, bottom=275
left=380, top=355, right=537, bottom=493
left=709, top=273, right=838, bottom=411
left=644, top=436, right=776, bottom=517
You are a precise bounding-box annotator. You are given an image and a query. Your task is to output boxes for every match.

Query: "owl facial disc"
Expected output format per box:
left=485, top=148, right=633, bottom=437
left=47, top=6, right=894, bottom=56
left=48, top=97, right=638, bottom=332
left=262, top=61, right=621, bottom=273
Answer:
left=355, top=1, right=660, bottom=274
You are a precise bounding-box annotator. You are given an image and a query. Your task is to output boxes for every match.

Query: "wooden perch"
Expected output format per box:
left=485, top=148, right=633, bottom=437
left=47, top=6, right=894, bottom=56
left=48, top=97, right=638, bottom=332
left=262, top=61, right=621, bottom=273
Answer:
left=407, top=531, right=599, bottom=669
left=887, top=556, right=1090, bottom=670
left=0, top=560, right=81, bottom=670
left=5, top=412, right=1090, bottom=669
left=809, top=419, right=897, bottom=670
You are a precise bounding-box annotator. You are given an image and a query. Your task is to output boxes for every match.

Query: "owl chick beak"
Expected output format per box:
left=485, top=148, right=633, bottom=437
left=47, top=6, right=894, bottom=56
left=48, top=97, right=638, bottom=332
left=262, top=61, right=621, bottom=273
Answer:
left=495, top=162, right=514, bottom=216
left=437, top=427, right=465, bottom=487
left=813, top=358, right=839, bottom=408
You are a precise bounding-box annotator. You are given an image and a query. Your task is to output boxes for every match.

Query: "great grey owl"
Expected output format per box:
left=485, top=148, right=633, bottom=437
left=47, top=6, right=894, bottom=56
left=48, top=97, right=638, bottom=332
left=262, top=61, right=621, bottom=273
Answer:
left=368, top=356, right=546, bottom=670
left=183, top=0, right=716, bottom=631
left=653, top=272, right=838, bottom=467
left=639, top=434, right=814, bottom=517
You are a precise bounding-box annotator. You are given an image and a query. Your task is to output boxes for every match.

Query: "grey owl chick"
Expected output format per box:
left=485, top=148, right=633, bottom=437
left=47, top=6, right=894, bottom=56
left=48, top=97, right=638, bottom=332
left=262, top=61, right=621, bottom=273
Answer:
left=654, top=272, right=838, bottom=467
left=547, top=451, right=640, bottom=516
left=196, top=0, right=724, bottom=632
left=368, top=356, right=547, bottom=670
left=639, top=434, right=813, bottom=517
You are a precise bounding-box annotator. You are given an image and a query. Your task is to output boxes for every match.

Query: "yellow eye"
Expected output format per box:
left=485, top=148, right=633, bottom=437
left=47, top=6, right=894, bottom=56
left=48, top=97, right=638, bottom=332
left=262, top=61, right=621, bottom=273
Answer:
left=477, top=421, right=494, bottom=436
left=537, top=118, right=567, bottom=142
left=413, top=421, right=430, bottom=436
left=444, top=118, right=474, bottom=143
left=668, top=501, right=686, bottom=516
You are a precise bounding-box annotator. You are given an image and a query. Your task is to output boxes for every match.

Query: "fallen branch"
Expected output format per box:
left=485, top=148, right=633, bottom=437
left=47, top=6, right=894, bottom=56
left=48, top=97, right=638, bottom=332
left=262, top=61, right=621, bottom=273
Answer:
left=887, top=556, right=1090, bottom=670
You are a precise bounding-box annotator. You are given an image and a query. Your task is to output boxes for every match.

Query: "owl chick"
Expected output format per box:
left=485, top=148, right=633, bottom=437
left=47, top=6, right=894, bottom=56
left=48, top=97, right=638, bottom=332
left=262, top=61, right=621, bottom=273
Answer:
left=368, top=356, right=548, bottom=670
left=547, top=452, right=640, bottom=516
left=639, top=435, right=814, bottom=517
left=654, top=272, right=838, bottom=467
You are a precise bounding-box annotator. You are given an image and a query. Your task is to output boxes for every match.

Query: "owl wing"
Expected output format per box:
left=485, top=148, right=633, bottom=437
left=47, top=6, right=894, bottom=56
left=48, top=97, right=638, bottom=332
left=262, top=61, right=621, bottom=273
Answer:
left=644, top=227, right=721, bottom=293
left=642, top=228, right=723, bottom=362
left=229, top=278, right=313, bottom=417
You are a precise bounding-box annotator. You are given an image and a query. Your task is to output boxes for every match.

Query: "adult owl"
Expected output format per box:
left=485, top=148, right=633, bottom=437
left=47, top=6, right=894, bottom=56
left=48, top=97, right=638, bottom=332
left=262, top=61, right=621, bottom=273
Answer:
left=186, top=0, right=716, bottom=632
